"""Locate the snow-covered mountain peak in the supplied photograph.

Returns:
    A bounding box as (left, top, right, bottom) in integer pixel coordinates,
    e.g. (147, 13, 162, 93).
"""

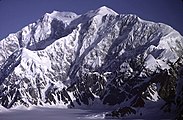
(85, 6, 118, 18)
(0, 7, 183, 119)
(44, 11, 79, 25)
(95, 6, 118, 16)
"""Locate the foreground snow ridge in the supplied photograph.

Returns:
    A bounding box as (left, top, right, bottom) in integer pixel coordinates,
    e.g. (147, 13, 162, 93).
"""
(0, 6, 183, 119)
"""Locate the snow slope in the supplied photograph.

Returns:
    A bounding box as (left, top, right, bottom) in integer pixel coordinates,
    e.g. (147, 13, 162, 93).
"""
(0, 107, 105, 120)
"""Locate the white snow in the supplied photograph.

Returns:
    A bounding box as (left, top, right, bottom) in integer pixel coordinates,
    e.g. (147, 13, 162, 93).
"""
(46, 11, 79, 25)
(0, 6, 182, 120)
(0, 105, 8, 112)
(85, 6, 118, 18)
(145, 54, 158, 71)
(0, 107, 106, 120)
(15, 48, 51, 76)
(146, 83, 160, 101)
(0, 102, 175, 119)
(95, 6, 118, 16)
(156, 59, 170, 70)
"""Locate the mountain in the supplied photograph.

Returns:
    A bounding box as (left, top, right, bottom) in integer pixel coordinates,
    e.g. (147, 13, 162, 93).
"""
(0, 6, 183, 119)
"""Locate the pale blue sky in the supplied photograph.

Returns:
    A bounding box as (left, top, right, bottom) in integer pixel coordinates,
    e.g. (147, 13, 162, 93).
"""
(0, 0, 183, 39)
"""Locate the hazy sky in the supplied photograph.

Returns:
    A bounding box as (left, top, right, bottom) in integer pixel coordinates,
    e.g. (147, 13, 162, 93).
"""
(0, 0, 183, 39)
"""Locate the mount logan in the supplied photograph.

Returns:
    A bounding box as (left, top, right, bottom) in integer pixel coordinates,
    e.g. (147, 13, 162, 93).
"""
(0, 6, 183, 119)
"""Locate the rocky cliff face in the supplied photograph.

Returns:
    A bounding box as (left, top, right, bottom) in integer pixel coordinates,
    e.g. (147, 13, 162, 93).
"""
(0, 6, 182, 119)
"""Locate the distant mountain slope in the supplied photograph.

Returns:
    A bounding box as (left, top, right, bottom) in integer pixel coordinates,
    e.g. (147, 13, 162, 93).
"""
(0, 6, 183, 119)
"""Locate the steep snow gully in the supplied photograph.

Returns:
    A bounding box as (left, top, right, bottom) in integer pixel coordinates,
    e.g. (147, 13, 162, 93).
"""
(0, 6, 183, 119)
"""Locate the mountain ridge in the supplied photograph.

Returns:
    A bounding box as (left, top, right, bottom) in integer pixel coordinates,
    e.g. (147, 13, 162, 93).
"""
(0, 6, 183, 119)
